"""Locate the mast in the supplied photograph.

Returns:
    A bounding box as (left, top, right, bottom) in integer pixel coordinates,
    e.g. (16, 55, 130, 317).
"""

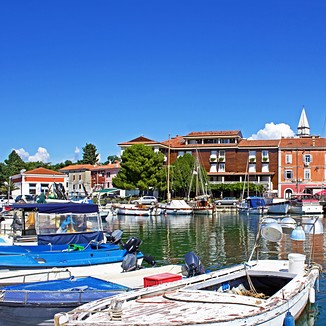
(167, 134, 171, 202)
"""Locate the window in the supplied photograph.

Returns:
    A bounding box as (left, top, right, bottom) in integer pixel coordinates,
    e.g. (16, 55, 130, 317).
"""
(210, 164, 217, 173)
(262, 150, 269, 160)
(284, 170, 293, 179)
(262, 163, 269, 172)
(286, 154, 292, 164)
(248, 163, 256, 172)
(218, 163, 225, 172)
(177, 151, 184, 157)
(304, 169, 311, 180)
(303, 154, 312, 165)
(249, 151, 256, 163)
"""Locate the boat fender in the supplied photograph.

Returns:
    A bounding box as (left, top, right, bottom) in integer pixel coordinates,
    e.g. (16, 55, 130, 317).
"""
(309, 287, 316, 304)
(283, 311, 295, 326)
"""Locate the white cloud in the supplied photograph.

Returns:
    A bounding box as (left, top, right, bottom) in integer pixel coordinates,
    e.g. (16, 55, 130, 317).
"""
(74, 147, 80, 161)
(15, 147, 50, 163)
(15, 148, 30, 161)
(249, 122, 295, 140)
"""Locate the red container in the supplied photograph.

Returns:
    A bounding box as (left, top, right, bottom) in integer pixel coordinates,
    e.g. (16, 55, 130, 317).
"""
(144, 273, 182, 287)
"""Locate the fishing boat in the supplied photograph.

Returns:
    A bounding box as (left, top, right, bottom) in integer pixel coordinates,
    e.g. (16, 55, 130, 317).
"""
(288, 193, 324, 215)
(54, 218, 321, 326)
(0, 275, 130, 326)
(238, 196, 268, 215)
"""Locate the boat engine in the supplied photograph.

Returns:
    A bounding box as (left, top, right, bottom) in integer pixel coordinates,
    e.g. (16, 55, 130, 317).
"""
(106, 229, 123, 244)
(121, 253, 138, 272)
(183, 251, 205, 277)
(124, 236, 142, 254)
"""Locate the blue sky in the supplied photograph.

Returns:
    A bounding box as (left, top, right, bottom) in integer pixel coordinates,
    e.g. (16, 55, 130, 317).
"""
(1, 1, 325, 164)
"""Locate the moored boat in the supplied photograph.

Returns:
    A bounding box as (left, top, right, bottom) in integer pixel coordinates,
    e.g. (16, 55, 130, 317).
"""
(238, 196, 268, 215)
(114, 203, 162, 216)
(53, 217, 321, 326)
(289, 193, 324, 215)
(162, 200, 193, 215)
(0, 276, 130, 326)
(266, 199, 290, 214)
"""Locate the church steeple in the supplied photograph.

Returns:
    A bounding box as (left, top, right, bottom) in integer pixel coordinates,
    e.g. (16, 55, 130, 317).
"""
(297, 106, 310, 137)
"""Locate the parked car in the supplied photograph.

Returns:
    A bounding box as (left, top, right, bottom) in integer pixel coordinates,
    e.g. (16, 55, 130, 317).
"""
(131, 196, 158, 205)
(215, 197, 239, 206)
(15, 194, 35, 203)
(0, 195, 15, 206)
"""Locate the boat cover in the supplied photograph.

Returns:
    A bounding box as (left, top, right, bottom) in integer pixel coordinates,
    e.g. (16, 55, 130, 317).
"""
(10, 203, 99, 214)
(0, 276, 130, 305)
(37, 230, 104, 245)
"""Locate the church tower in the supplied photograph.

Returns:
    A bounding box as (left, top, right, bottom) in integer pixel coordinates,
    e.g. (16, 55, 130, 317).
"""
(297, 107, 310, 137)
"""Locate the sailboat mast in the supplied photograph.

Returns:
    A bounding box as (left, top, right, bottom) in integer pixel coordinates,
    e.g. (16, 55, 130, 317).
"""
(167, 134, 171, 202)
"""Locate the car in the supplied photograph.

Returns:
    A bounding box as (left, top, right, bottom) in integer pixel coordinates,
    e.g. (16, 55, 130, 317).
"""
(0, 195, 15, 205)
(215, 197, 239, 206)
(131, 196, 158, 205)
(15, 194, 35, 203)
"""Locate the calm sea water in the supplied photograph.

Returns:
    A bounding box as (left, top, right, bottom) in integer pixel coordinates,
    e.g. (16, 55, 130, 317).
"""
(106, 212, 326, 326)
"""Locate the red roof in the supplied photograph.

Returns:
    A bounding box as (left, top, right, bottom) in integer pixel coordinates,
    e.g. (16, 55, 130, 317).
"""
(25, 167, 64, 175)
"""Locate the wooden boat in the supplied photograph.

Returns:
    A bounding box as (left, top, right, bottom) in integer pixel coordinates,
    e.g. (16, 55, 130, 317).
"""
(0, 276, 130, 326)
(114, 203, 162, 216)
(288, 193, 324, 215)
(54, 218, 321, 326)
(162, 200, 193, 215)
(54, 259, 320, 326)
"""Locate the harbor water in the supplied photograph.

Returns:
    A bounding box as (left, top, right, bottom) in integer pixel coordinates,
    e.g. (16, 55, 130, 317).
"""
(106, 212, 326, 326)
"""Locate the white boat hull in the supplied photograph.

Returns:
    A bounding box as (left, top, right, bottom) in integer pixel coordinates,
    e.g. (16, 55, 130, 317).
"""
(289, 204, 323, 215)
(116, 204, 162, 216)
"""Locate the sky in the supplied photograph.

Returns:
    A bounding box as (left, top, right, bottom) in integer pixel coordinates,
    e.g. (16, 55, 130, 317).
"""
(1, 1, 326, 164)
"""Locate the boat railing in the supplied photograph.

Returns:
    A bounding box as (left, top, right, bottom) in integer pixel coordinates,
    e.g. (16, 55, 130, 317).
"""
(0, 268, 71, 285)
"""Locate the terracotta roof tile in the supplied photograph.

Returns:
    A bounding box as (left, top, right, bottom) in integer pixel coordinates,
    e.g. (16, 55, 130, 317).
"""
(184, 130, 242, 137)
(25, 167, 65, 175)
(59, 164, 94, 171)
(118, 136, 161, 146)
(280, 137, 326, 148)
(238, 139, 280, 147)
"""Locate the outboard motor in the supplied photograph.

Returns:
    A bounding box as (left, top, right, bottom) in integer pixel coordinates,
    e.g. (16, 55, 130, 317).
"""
(143, 255, 156, 267)
(121, 237, 143, 272)
(121, 253, 138, 272)
(124, 236, 142, 254)
(106, 229, 123, 244)
(183, 251, 205, 278)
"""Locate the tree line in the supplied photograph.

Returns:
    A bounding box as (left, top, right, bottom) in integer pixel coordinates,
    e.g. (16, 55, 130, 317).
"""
(0, 143, 264, 199)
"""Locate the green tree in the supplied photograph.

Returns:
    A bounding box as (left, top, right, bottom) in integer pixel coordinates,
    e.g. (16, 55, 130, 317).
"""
(0, 151, 26, 194)
(112, 144, 165, 193)
(104, 155, 121, 164)
(79, 143, 99, 165)
(170, 154, 196, 198)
